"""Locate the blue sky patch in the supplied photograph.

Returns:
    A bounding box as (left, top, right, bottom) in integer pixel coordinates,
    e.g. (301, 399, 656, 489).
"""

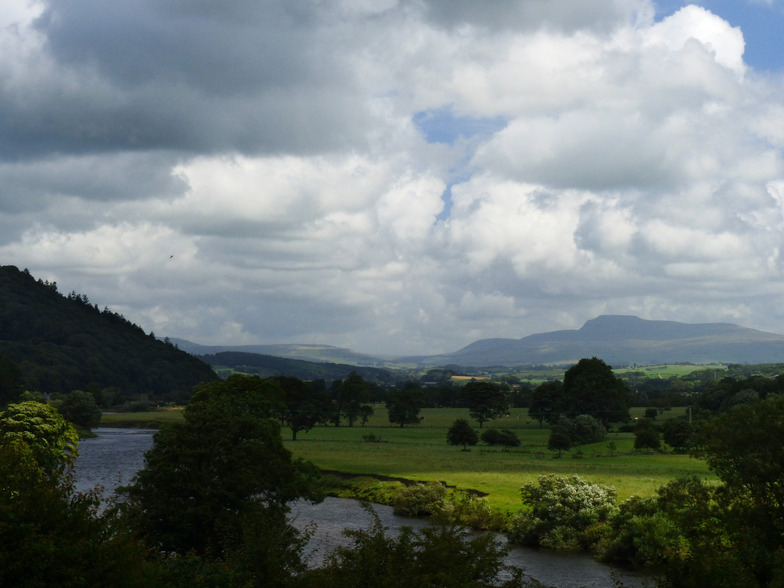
(413, 107, 507, 145)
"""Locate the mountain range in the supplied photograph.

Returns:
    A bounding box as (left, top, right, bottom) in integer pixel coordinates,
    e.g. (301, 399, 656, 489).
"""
(178, 315, 784, 368)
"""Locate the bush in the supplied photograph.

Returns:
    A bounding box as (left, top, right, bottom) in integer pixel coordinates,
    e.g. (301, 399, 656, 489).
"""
(508, 474, 617, 549)
(480, 428, 521, 449)
(392, 482, 447, 517)
(571, 414, 607, 445)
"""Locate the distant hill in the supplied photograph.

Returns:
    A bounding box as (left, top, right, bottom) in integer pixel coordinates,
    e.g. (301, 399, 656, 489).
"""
(0, 265, 217, 400)
(171, 339, 397, 367)
(408, 315, 784, 367)
(198, 351, 397, 384)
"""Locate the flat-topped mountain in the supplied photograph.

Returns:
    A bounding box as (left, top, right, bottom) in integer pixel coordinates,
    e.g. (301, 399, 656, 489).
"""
(411, 315, 784, 367)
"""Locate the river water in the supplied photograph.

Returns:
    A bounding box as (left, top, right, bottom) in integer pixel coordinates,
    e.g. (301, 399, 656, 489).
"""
(74, 428, 653, 587)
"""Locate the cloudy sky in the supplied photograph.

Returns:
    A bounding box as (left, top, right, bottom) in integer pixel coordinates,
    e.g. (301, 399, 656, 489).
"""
(2, 0, 784, 356)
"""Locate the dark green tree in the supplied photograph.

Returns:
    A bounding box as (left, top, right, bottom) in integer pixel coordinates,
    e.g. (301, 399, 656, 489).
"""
(120, 375, 320, 562)
(386, 382, 424, 427)
(661, 418, 694, 452)
(529, 380, 561, 427)
(0, 355, 23, 407)
(447, 418, 478, 451)
(465, 381, 509, 428)
(335, 371, 372, 427)
(0, 438, 153, 587)
(561, 357, 630, 423)
(58, 390, 102, 430)
(633, 419, 660, 450)
(271, 376, 332, 440)
(547, 426, 572, 458)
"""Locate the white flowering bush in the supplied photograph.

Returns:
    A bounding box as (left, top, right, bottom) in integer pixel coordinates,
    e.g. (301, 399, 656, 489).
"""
(507, 474, 617, 549)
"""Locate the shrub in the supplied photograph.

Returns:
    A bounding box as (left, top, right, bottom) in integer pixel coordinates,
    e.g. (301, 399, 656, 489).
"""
(508, 474, 617, 549)
(571, 414, 607, 445)
(392, 482, 447, 517)
(434, 490, 507, 531)
(480, 428, 521, 449)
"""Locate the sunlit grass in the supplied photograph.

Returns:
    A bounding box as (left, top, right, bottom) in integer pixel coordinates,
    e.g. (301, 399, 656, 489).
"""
(101, 406, 712, 511)
(284, 407, 712, 512)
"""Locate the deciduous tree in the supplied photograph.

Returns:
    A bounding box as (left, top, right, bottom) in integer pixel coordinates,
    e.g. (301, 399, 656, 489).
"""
(121, 375, 320, 561)
(0, 401, 78, 479)
(447, 418, 478, 451)
(465, 381, 509, 428)
(386, 382, 424, 428)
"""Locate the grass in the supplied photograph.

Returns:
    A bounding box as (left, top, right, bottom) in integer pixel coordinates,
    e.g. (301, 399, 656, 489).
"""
(283, 407, 712, 512)
(101, 406, 713, 512)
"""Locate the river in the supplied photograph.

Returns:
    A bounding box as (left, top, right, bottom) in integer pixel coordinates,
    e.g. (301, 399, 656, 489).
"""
(74, 428, 654, 587)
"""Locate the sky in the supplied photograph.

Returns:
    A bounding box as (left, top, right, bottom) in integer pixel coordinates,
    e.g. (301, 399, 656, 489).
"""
(2, 0, 784, 356)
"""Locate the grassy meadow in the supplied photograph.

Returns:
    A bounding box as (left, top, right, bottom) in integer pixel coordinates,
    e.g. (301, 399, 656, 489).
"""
(102, 405, 713, 513)
(281, 406, 712, 512)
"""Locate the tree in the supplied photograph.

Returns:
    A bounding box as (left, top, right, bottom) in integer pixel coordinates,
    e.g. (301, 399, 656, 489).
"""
(465, 381, 509, 428)
(547, 426, 572, 458)
(446, 418, 478, 451)
(529, 380, 561, 427)
(58, 390, 102, 430)
(335, 371, 372, 427)
(120, 375, 320, 560)
(633, 419, 660, 451)
(0, 355, 23, 407)
(271, 376, 332, 440)
(698, 394, 784, 534)
(561, 357, 630, 423)
(0, 401, 78, 479)
(661, 418, 694, 452)
(386, 383, 424, 427)
(0, 437, 152, 587)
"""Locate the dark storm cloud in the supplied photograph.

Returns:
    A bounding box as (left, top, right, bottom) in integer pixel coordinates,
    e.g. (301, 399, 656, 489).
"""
(0, 0, 368, 159)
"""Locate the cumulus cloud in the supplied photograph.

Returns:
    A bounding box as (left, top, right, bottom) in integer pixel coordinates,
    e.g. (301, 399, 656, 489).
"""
(1, 0, 784, 354)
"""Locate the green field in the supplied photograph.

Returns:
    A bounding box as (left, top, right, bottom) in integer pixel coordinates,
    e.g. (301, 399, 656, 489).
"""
(282, 407, 712, 512)
(102, 406, 713, 512)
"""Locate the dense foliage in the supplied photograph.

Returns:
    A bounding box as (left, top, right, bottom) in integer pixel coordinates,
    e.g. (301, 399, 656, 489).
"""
(0, 401, 79, 478)
(120, 375, 321, 559)
(0, 265, 217, 401)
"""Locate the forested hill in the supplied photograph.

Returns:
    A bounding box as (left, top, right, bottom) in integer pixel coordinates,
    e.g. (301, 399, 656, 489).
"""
(0, 265, 217, 401)
(199, 351, 396, 384)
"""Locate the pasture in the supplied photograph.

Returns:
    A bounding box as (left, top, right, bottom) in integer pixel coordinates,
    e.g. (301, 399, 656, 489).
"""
(101, 405, 713, 512)
(282, 407, 712, 512)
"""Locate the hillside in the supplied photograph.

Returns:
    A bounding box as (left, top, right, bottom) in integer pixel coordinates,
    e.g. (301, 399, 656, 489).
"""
(411, 315, 784, 367)
(0, 265, 217, 400)
(199, 351, 397, 384)
(172, 339, 398, 367)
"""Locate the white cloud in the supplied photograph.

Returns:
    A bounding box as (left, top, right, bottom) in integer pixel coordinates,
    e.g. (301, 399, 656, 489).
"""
(2, 0, 784, 354)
